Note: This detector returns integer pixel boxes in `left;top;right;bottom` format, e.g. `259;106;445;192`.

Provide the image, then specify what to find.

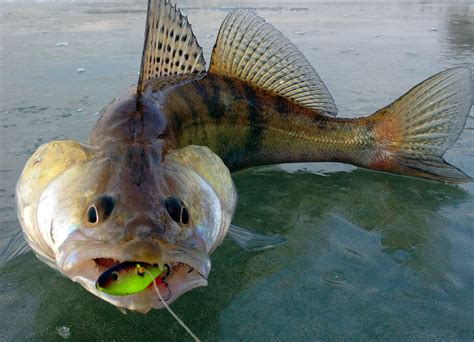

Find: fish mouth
55;233;210;313
93;258;197;300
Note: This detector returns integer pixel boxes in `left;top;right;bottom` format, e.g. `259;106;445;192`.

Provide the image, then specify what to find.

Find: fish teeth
155;262;165;271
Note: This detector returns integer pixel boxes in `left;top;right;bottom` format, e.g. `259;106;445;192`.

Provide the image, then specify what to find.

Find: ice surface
0;0;473;340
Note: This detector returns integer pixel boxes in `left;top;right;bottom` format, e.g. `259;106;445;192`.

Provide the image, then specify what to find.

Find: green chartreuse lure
96;261;164;296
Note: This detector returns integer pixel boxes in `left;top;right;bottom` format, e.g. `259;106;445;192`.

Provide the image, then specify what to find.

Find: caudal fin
368;67;473;183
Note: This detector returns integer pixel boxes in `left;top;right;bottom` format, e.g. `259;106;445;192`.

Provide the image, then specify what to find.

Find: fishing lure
96;261;165;296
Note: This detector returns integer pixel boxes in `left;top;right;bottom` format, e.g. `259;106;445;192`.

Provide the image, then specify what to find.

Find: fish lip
56;234;211;278
54;233;211;311
71;261;208;312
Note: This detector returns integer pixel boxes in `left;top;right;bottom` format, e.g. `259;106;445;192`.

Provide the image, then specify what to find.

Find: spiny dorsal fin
137;0;206;95
209;8;337;117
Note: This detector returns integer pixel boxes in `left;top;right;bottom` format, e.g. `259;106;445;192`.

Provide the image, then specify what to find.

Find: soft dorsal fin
137;0;206;95
209;8;337;117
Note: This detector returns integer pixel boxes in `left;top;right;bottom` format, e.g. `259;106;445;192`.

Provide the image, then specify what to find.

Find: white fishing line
145;270;200;342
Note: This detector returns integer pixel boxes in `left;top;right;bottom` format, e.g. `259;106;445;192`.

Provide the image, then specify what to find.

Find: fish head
16;140;237;313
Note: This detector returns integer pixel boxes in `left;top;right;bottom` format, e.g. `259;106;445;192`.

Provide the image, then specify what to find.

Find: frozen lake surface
1;0;473;340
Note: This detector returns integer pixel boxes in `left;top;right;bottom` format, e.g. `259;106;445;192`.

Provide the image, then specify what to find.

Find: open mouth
56;237;210;313
93;258;198;300
92;259;202;282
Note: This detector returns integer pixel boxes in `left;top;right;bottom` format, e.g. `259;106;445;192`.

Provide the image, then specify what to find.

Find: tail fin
369;67;473;183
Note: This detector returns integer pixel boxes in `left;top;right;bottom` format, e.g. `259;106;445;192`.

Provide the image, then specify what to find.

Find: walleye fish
8;0;473;313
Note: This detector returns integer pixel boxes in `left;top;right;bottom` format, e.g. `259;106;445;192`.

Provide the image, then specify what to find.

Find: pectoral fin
228;224;285;252
0;229;31;265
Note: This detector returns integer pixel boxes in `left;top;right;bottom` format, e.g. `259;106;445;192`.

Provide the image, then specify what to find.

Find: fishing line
145;270;200;342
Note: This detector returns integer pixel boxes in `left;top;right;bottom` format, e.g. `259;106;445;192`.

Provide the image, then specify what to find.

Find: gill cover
16;141;94;265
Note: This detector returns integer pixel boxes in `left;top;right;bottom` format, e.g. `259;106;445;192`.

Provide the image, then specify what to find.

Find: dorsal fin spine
247;29;278;82
259;46;294;86
258;44;293;86
137;0;206;95
224;15;246;74
160;2;172;71
241;24;272;80
249;28;275;82
235;22;265;76
231;15;258;74
218;13;238;64
176;15;189;69
226;12;249;70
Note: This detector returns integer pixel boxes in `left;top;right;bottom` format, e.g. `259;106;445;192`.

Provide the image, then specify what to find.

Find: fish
7;0;473;314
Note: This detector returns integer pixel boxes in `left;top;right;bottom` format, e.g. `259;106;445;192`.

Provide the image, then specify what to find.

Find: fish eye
111;271;119;281
165;196;190;225
85;195;115;227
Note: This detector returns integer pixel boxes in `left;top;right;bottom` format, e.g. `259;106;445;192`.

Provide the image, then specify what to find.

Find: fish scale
160;74;375;170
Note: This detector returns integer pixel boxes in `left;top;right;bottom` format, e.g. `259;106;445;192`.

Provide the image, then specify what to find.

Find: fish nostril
135;225;152;238
124;213;164;240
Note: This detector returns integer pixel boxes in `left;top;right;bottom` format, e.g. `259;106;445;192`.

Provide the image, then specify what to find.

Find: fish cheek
18;141;93;235
19;141;92;202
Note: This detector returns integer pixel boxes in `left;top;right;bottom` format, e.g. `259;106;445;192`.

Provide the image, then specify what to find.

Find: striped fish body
141;67;470;182
156;74;374;170
131;3;472;182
